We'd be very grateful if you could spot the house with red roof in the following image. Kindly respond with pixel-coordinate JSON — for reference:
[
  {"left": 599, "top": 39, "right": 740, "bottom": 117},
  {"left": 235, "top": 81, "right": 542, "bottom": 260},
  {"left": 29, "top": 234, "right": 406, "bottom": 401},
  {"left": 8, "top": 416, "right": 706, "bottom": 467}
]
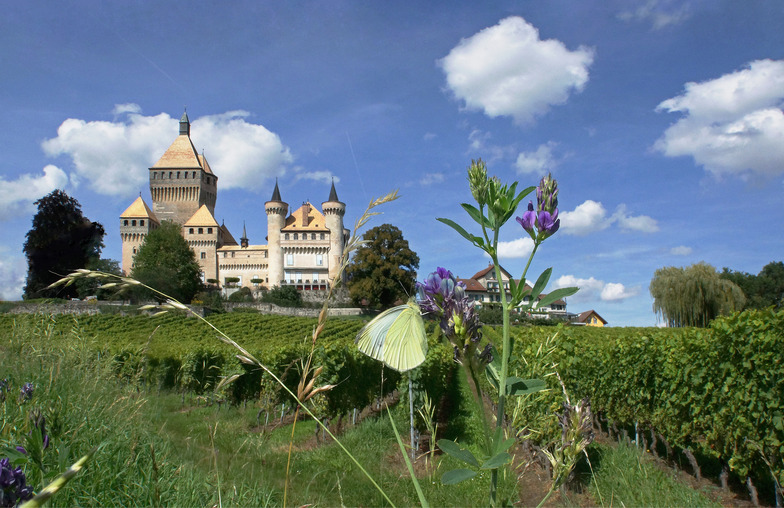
[{"left": 458, "top": 263, "right": 568, "bottom": 319}]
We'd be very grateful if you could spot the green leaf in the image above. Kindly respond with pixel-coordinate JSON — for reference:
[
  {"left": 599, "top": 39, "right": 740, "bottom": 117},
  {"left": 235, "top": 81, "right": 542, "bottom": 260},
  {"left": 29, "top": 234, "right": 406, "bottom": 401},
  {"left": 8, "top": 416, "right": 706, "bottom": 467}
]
[
  {"left": 506, "top": 377, "right": 547, "bottom": 396},
  {"left": 461, "top": 203, "right": 490, "bottom": 228},
  {"left": 481, "top": 452, "right": 512, "bottom": 470},
  {"left": 537, "top": 287, "right": 579, "bottom": 309},
  {"left": 437, "top": 439, "right": 480, "bottom": 467},
  {"left": 436, "top": 218, "right": 485, "bottom": 249},
  {"left": 530, "top": 268, "right": 552, "bottom": 302},
  {"left": 493, "top": 436, "right": 516, "bottom": 456},
  {"left": 441, "top": 468, "right": 478, "bottom": 485}
]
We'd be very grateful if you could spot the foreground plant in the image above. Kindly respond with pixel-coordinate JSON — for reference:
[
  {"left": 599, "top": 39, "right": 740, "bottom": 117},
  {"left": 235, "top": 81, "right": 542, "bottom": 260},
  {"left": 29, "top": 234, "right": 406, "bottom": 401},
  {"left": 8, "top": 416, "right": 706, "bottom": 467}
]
[{"left": 433, "top": 161, "right": 577, "bottom": 506}]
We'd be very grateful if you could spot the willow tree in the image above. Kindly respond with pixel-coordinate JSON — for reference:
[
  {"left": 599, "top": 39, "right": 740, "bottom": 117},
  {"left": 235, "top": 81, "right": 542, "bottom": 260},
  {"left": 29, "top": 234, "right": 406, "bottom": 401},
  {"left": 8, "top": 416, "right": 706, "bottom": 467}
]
[{"left": 650, "top": 262, "right": 745, "bottom": 327}]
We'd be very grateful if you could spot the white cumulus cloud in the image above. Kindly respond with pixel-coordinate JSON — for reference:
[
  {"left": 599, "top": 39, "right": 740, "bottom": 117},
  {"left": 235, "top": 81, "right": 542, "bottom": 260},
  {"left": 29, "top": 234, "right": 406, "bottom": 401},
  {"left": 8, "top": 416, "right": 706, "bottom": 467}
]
[
  {"left": 515, "top": 142, "right": 558, "bottom": 175},
  {"left": 611, "top": 204, "right": 660, "bottom": 233},
  {"left": 559, "top": 200, "right": 659, "bottom": 235},
  {"left": 554, "top": 275, "right": 639, "bottom": 303},
  {"left": 41, "top": 105, "right": 293, "bottom": 198},
  {"left": 191, "top": 111, "right": 293, "bottom": 190},
  {"left": 439, "top": 16, "right": 594, "bottom": 124},
  {"left": 495, "top": 237, "right": 535, "bottom": 259},
  {"left": 0, "top": 253, "right": 26, "bottom": 300},
  {"left": 655, "top": 59, "right": 784, "bottom": 177},
  {"left": 0, "top": 165, "right": 70, "bottom": 219},
  {"left": 559, "top": 200, "right": 609, "bottom": 236}
]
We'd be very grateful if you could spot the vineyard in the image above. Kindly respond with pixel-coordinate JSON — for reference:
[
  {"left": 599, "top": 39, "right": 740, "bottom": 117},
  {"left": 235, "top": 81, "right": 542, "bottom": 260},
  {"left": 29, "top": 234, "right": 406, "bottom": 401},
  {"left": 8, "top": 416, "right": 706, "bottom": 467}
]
[{"left": 2, "top": 307, "right": 782, "bottom": 503}]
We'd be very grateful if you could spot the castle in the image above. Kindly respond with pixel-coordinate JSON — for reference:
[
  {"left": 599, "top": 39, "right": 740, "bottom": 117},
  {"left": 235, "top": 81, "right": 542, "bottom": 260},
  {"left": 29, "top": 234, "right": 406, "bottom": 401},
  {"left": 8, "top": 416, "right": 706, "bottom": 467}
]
[{"left": 119, "top": 112, "right": 348, "bottom": 292}]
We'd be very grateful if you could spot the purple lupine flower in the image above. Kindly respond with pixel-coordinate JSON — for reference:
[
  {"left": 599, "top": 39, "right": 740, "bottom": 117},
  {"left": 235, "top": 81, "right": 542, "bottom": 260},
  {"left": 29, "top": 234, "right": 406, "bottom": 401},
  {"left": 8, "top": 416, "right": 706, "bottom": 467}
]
[
  {"left": 417, "top": 268, "right": 487, "bottom": 365},
  {"left": 536, "top": 210, "right": 560, "bottom": 238},
  {"left": 417, "top": 267, "right": 465, "bottom": 314},
  {"left": 18, "top": 383, "right": 33, "bottom": 404},
  {"left": 520, "top": 173, "right": 561, "bottom": 241},
  {"left": 30, "top": 410, "right": 49, "bottom": 450},
  {"left": 0, "top": 457, "right": 35, "bottom": 506},
  {"left": 516, "top": 201, "right": 537, "bottom": 239}
]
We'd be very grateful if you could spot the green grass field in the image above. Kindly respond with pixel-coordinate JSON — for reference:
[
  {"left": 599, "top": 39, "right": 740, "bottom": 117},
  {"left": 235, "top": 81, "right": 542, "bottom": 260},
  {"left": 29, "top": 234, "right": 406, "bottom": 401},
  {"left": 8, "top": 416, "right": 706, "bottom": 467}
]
[{"left": 0, "top": 312, "right": 727, "bottom": 506}]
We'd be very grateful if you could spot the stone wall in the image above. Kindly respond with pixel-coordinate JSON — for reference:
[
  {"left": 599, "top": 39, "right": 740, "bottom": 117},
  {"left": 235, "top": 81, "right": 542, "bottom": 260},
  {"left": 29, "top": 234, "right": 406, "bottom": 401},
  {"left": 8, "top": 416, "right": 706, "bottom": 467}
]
[{"left": 3, "top": 300, "right": 363, "bottom": 319}]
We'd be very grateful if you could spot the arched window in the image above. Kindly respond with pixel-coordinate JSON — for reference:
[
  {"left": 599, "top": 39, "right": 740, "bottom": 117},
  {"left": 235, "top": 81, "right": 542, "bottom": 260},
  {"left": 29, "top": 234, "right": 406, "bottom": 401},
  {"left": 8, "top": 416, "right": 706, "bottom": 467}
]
[
  {"left": 140, "top": 220, "right": 145, "bottom": 226},
  {"left": 198, "top": 228, "right": 203, "bottom": 234},
  {"left": 189, "top": 228, "right": 194, "bottom": 234},
  {"left": 284, "top": 233, "right": 290, "bottom": 240},
  {"left": 123, "top": 220, "right": 128, "bottom": 226},
  {"left": 293, "top": 233, "right": 298, "bottom": 240},
  {"left": 131, "top": 220, "right": 136, "bottom": 226}
]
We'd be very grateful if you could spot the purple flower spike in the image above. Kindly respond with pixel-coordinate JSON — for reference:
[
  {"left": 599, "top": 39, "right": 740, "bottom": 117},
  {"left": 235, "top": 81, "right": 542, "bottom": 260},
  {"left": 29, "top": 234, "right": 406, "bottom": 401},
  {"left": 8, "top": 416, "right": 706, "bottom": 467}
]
[{"left": 516, "top": 201, "right": 537, "bottom": 239}]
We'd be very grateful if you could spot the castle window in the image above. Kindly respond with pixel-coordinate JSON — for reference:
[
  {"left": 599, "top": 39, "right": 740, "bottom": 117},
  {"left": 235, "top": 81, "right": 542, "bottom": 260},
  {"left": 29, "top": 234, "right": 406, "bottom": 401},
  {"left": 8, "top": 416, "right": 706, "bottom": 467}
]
[
  {"left": 311, "top": 233, "right": 316, "bottom": 240},
  {"left": 284, "top": 233, "right": 290, "bottom": 240},
  {"left": 200, "top": 252, "right": 206, "bottom": 259},
  {"left": 198, "top": 228, "right": 203, "bottom": 234},
  {"left": 286, "top": 254, "right": 293, "bottom": 266},
  {"left": 131, "top": 220, "right": 136, "bottom": 226},
  {"left": 320, "top": 233, "right": 325, "bottom": 240},
  {"left": 293, "top": 233, "right": 298, "bottom": 240},
  {"left": 231, "top": 252, "right": 235, "bottom": 258},
  {"left": 192, "top": 171, "right": 196, "bottom": 178},
  {"left": 189, "top": 228, "right": 194, "bottom": 234},
  {"left": 140, "top": 220, "right": 145, "bottom": 226},
  {"left": 133, "top": 248, "right": 137, "bottom": 254},
  {"left": 152, "top": 172, "right": 156, "bottom": 179},
  {"left": 317, "top": 254, "right": 323, "bottom": 266},
  {"left": 169, "top": 172, "right": 172, "bottom": 179},
  {"left": 207, "top": 227, "right": 213, "bottom": 234},
  {"left": 177, "top": 171, "right": 180, "bottom": 179},
  {"left": 123, "top": 220, "right": 128, "bottom": 226},
  {"left": 184, "top": 172, "right": 188, "bottom": 179}
]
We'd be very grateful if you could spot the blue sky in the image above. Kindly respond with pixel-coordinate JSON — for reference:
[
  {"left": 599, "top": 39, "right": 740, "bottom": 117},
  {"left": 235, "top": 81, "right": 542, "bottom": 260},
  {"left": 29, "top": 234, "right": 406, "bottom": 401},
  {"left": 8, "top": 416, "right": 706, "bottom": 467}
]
[{"left": 2, "top": 1, "right": 783, "bottom": 325}]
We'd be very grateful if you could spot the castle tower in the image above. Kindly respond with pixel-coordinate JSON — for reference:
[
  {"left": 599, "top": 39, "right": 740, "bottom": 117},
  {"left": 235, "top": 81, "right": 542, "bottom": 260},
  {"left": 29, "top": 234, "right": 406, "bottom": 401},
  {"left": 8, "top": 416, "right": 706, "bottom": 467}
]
[
  {"left": 148, "top": 111, "right": 218, "bottom": 224},
  {"left": 182, "top": 205, "right": 221, "bottom": 282},
  {"left": 240, "top": 221, "right": 249, "bottom": 249},
  {"left": 321, "top": 180, "right": 346, "bottom": 282},
  {"left": 265, "top": 180, "right": 288, "bottom": 287},
  {"left": 119, "top": 196, "right": 159, "bottom": 275}
]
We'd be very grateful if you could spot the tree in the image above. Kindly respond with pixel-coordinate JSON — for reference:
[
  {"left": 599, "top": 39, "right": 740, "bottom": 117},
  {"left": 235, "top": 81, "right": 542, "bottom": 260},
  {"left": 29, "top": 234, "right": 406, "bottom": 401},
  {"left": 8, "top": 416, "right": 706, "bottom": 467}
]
[
  {"left": 722, "top": 261, "right": 784, "bottom": 310},
  {"left": 131, "top": 221, "right": 203, "bottom": 303},
  {"left": 650, "top": 262, "right": 745, "bottom": 327},
  {"left": 23, "top": 190, "right": 105, "bottom": 299},
  {"left": 346, "top": 224, "right": 419, "bottom": 309}
]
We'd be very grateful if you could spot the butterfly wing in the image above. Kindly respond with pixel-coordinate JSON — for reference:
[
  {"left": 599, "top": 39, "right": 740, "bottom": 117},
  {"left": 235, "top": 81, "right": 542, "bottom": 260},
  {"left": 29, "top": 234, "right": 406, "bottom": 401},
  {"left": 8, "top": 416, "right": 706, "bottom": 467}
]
[
  {"left": 381, "top": 300, "right": 428, "bottom": 372},
  {"left": 355, "top": 300, "right": 428, "bottom": 372},
  {"left": 355, "top": 304, "right": 406, "bottom": 363}
]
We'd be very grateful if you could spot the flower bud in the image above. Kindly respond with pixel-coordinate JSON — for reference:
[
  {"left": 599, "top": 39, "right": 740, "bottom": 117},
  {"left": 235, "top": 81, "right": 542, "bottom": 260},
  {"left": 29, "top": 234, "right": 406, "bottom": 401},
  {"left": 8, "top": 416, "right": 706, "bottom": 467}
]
[{"left": 467, "top": 159, "right": 489, "bottom": 206}]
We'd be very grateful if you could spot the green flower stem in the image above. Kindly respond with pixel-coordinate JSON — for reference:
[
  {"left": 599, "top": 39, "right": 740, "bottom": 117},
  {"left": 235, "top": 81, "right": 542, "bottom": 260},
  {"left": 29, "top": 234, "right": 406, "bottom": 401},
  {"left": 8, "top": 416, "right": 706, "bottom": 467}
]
[{"left": 490, "top": 240, "right": 539, "bottom": 507}]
